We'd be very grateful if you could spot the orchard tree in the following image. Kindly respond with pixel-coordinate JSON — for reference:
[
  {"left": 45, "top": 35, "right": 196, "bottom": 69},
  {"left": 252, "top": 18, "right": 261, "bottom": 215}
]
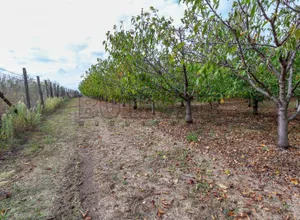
[
  {"left": 105, "top": 8, "right": 202, "bottom": 123},
  {"left": 181, "top": 0, "right": 300, "bottom": 149},
  {"left": 79, "top": 57, "right": 123, "bottom": 102}
]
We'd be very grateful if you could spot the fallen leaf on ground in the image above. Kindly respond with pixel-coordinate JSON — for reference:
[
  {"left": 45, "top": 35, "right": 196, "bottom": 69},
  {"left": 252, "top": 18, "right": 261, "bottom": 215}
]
[
  {"left": 157, "top": 209, "right": 164, "bottom": 217},
  {"left": 81, "top": 209, "right": 91, "bottom": 219},
  {"left": 187, "top": 179, "right": 195, "bottom": 184},
  {"left": 224, "top": 169, "right": 231, "bottom": 175},
  {"left": 217, "top": 183, "right": 229, "bottom": 190},
  {"left": 290, "top": 178, "right": 298, "bottom": 185}
]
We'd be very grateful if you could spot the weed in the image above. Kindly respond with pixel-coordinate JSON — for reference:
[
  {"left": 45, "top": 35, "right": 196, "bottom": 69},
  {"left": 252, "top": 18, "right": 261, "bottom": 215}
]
[
  {"left": 0, "top": 98, "right": 65, "bottom": 142},
  {"left": 120, "top": 120, "right": 130, "bottom": 128},
  {"left": 148, "top": 119, "right": 160, "bottom": 126},
  {"left": 186, "top": 132, "right": 198, "bottom": 142},
  {"left": 23, "top": 143, "right": 42, "bottom": 156},
  {"left": 195, "top": 180, "right": 210, "bottom": 193},
  {"left": 0, "top": 209, "right": 10, "bottom": 220},
  {"left": 0, "top": 102, "right": 41, "bottom": 140},
  {"left": 208, "top": 129, "right": 216, "bottom": 138},
  {"left": 282, "top": 201, "right": 290, "bottom": 210},
  {"left": 43, "top": 136, "right": 55, "bottom": 145},
  {"left": 12, "top": 183, "right": 23, "bottom": 194},
  {"left": 108, "top": 120, "right": 115, "bottom": 127},
  {"left": 43, "top": 97, "right": 64, "bottom": 114},
  {"left": 112, "top": 174, "right": 119, "bottom": 181},
  {"left": 39, "top": 122, "right": 54, "bottom": 133},
  {"left": 222, "top": 207, "right": 235, "bottom": 220}
]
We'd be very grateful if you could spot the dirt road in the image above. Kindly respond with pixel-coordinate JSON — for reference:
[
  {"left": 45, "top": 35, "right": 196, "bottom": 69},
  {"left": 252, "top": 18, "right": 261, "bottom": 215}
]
[{"left": 0, "top": 98, "right": 299, "bottom": 219}]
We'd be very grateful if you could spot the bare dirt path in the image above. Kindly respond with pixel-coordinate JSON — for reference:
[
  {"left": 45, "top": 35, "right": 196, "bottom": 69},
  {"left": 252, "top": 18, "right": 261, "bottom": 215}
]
[{"left": 0, "top": 98, "right": 299, "bottom": 220}]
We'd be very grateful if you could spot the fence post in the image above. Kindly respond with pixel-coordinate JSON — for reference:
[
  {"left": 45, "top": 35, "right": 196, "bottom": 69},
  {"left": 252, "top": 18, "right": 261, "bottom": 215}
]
[
  {"left": 56, "top": 85, "right": 60, "bottom": 97},
  {"left": 62, "top": 87, "right": 65, "bottom": 97},
  {"left": 49, "top": 81, "right": 54, "bottom": 98},
  {"left": 44, "top": 80, "right": 49, "bottom": 98},
  {"left": 22, "top": 68, "right": 31, "bottom": 109},
  {"left": 53, "top": 83, "right": 56, "bottom": 97},
  {"left": 36, "top": 76, "right": 44, "bottom": 107},
  {"left": 0, "top": 92, "right": 18, "bottom": 114}
]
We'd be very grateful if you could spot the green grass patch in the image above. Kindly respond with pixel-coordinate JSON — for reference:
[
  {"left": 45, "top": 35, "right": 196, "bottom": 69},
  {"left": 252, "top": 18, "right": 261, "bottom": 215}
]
[
  {"left": 148, "top": 119, "right": 160, "bottom": 126},
  {"left": 43, "top": 97, "right": 65, "bottom": 114},
  {"left": 186, "top": 132, "right": 198, "bottom": 142}
]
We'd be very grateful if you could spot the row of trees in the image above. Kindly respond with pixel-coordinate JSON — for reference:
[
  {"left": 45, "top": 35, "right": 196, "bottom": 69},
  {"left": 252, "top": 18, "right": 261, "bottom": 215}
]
[{"left": 79, "top": 0, "right": 300, "bottom": 149}]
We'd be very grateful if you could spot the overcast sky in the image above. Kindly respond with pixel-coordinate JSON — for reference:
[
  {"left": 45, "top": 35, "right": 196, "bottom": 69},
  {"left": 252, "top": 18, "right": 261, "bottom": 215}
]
[{"left": 0, "top": 0, "right": 231, "bottom": 90}]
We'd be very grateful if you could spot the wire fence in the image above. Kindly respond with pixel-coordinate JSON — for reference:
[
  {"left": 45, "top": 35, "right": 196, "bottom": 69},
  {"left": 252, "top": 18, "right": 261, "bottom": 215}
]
[{"left": 0, "top": 67, "right": 79, "bottom": 116}]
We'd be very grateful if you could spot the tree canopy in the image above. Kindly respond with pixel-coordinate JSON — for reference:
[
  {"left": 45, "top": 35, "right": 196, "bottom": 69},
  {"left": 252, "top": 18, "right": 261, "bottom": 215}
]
[{"left": 79, "top": 0, "right": 300, "bottom": 149}]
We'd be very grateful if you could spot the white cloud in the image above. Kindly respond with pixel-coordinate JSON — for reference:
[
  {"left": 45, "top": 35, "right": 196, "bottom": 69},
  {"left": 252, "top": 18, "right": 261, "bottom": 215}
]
[{"left": 0, "top": 0, "right": 186, "bottom": 89}]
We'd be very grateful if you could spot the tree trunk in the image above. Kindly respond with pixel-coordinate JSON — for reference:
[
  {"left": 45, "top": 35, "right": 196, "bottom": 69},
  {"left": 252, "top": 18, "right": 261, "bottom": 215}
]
[
  {"left": 151, "top": 101, "right": 155, "bottom": 114},
  {"left": 253, "top": 99, "right": 258, "bottom": 115},
  {"left": 122, "top": 101, "right": 126, "bottom": 107},
  {"left": 248, "top": 98, "right": 252, "bottom": 107},
  {"left": 296, "top": 99, "right": 299, "bottom": 110},
  {"left": 185, "top": 99, "right": 193, "bottom": 123},
  {"left": 277, "top": 64, "right": 290, "bottom": 149},
  {"left": 278, "top": 105, "right": 289, "bottom": 149},
  {"left": 133, "top": 99, "right": 137, "bottom": 109},
  {"left": 209, "top": 102, "right": 212, "bottom": 109},
  {"left": 181, "top": 100, "right": 184, "bottom": 107}
]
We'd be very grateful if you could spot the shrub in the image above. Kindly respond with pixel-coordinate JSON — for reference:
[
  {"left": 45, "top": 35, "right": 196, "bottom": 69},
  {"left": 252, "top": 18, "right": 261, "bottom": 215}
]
[
  {"left": 0, "top": 97, "right": 65, "bottom": 141},
  {"left": 0, "top": 102, "right": 41, "bottom": 140},
  {"left": 43, "top": 97, "right": 64, "bottom": 113}
]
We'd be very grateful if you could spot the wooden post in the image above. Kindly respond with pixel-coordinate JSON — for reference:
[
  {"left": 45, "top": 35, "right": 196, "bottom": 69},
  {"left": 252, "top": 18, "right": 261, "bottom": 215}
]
[
  {"left": 36, "top": 76, "right": 44, "bottom": 107},
  {"left": 0, "top": 91, "right": 18, "bottom": 114},
  {"left": 66, "top": 89, "right": 70, "bottom": 98},
  {"left": 23, "top": 68, "right": 31, "bottom": 109},
  {"left": 53, "top": 83, "right": 56, "bottom": 97},
  {"left": 49, "top": 81, "right": 54, "bottom": 98},
  {"left": 56, "top": 85, "right": 60, "bottom": 97},
  {"left": 44, "top": 80, "right": 49, "bottom": 98}
]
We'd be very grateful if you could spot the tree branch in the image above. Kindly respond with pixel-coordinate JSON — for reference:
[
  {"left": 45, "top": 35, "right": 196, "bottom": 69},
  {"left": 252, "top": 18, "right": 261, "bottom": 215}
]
[
  {"left": 282, "top": 1, "right": 300, "bottom": 13},
  {"left": 257, "top": 0, "right": 281, "bottom": 46},
  {"left": 288, "top": 105, "right": 300, "bottom": 121}
]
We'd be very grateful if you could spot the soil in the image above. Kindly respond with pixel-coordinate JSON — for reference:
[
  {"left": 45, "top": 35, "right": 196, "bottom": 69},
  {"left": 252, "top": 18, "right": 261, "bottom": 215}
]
[{"left": 0, "top": 98, "right": 299, "bottom": 220}]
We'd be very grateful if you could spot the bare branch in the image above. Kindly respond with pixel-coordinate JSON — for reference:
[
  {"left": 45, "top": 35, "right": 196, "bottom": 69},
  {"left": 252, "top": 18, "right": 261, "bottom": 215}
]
[
  {"left": 204, "top": 0, "right": 235, "bottom": 32},
  {"left": 257, "top": 0, "right": 281, "bottom": 46},
  {"left": 282, "top": 1, "right": 300, "bottom": 13},
  {"left": 288, "top": 105, "right": 300, "bottom": 121},
  {"left": 247, "top": 41, "right": 280, "bottom": 78},
  {"left": 219, "top": 60, "right": 279, "bottom": 103},
  {"left": 292, "top": 80, "right": 300, "bottom": 94}
]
